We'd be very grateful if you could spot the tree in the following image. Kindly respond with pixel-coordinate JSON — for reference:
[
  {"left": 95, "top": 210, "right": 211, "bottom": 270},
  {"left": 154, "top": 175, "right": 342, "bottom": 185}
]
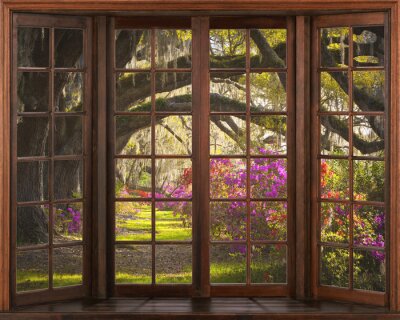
[{"left": 16, "top": 25, "right": 385, "bottom": 244}]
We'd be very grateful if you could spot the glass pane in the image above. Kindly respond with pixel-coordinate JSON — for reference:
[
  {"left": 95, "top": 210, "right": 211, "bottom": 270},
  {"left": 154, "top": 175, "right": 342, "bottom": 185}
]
[
  {"left": 116, "top": 116, "right": 151, "bottom": 155},
  {"left": 250, "top": 115, "right": 287, "bottom": 155},
  {"left": 250, "top": 158, "right": 287, "bottom": 198},
  {"left": 320, "top": 72, "right": 349, "bottom": 112},
  {"left": 17, "top": 206, "right": 49, "bottom": 247},
  {"left": 116, "top": 72, "right": 151, "bottom": 112},
  {"left": 250, "top": 201, "right": 287, "bottom": 241},
  {"left": 53, "top": 246, "right": 83, "bottom": 287},
  {"left": 54, "top": 160, "right": 83, "bottom": 200},
  {"left": 17, "top": 116, "right": 49, "bottom": 157},
  {"left": 115, "top": 158, "right": 151, "bottom": 198},
  {"left": 210, "top": 244, "right": 246, "bottom": 284},
  {"left": 115, "top": 245, "right": 152, "bottom": 284},
  {"left": 210, "top": 201, "right": 246, "bottom": 241},
  {"left": 353, "top": 160, "right": 384, "bottom": 202},
  {"left": 320, "top": 115, "right": 349, "bottom": 156},
  {"left": 116, "top": 201, "right": 152, "bottom": 241},
  {"left": 250, "top": 29, "right": 286, "bottom": 68},
  {"left": 354, "top": 205, "right": 385, "bottom": 248},
  {"left": 353, "top": 115, "right": 384, "bottom": 157},
  {"left": 251, "top": 245, "right": 286, "bottom": 284},
  {"left": 210, "top": 158, "right": 246, "bottom": 199},
  {"left": 17, "top": 161, "right": 49, "bottom": 202},
  {"left": 353, "top": 71, "right": 385, "bottom": 112},
  {"left": 156, "top": 202, "right": 192, "bottom": 241},
  {"left": 54, "top": 29, "right": 83, "bottom": 68},
  {"left": 17, "top": 249, "right": 48, "bottom": 292},
  {"left": 115, "top": 29, "right": 151, "bottom": 69},
  {"left": 155, "top": 159, "right": 192, "bottom": 199},
  {"left": 353, "top": 249, "right": 385, "bottom": 292},
  {"left": 320, "top": 246, "right": 349, "bottom": 288},
  {"left": 210, "top": 29, "right": 246, "bottom": 69},
  {"left": 156, "top": 30, "right": 192, "bottom": 69},
  {"left": 210, "top": 115, "right": 246, "bottom": 155},
  {"left": 155, "top": 245, "right": 192, "bottom": 284},
  {"left": 54, "top": 203, "right": 83, "bottom": 243},
  {"left": 250, "top": 72, "right": 286, "bottom": 112},
  {"left": 54, "top": 72, "right": 83, "bottom": 112},
  {"left": 320, "top": 202, "right": 349, "bottom": 244},
  {"left": 320, "top": 27, "right": 349, "bottom": 68},
  {"left": 17, "top": 72, "right": 49, "bottom": 112},
  {"left": 320, "top": 159, "right": 349, "bottom": 200},
  {"left": 18, "top": 27, "right": 49, "bottom": 67},
  {"left": 54, "top": 116, "right": 82, "bottom": 155},
  {"left": 353, "top": 26, "right": 384, "bottom": 67},
  {"left": 210, "top": 72, "right": 246, "bottom": 112},
  {"left": 155, "top": 72, "right": 192, "bottom": 112},
  {"left": 155, "top": 116, "right": 192, "bottom": 155}
]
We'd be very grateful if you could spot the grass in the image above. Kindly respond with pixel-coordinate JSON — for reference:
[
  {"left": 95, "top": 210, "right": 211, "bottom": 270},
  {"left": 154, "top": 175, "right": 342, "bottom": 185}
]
[
  {"left": 17, "top": 272, "right": 82, "bottom": 292},
  {"left": 18, "top": 203, "right": 286, "bottom": 291},
  {"left": 115, "top": 261, "right": 286, "bottom": 285},
  {"left": 116, "top": 204, "right": 191, "bottom": 241}
]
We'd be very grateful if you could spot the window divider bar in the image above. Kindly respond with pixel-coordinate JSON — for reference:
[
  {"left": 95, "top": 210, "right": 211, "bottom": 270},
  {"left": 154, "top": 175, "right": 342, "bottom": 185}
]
[
  {"left": 191, "top": 16, "right": 210, "bottom": 297},
  {"left": 295, "top": 15, "right": 312, "bottom": 300},
  {"left": 92, "top": 15, "right": 108, "bottom": 299}
]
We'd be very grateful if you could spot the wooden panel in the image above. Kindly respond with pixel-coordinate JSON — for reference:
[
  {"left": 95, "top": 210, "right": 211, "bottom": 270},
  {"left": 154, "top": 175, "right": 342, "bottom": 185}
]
[
  {"left": 0, "top": 1, "right": 11, "bottom": 312},
  {"left": 313, "top": 12, "right": 385, "bottom": 27},
  {"left": 8, "top": 297, "right": 394, "bottom": 319},
  {"left": 0, "top": 0, "right": 398, "bottom": 12},
  {"left": 295, "top": 15, "right": 311, "bottom": 300},
  {"left": 115, "top": 16, "right": 191, "bottom": 28},
  {"left": 92, "top": 15, "right": 107, "bottom": 298},
  {"left": 389, "top": 3, "right": 400, "bottom": 312}
]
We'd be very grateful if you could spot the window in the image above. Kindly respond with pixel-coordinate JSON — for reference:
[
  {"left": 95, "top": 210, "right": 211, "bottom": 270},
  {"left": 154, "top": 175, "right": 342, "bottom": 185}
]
[
  {"left": 8, "top": 11, "right": 392, "bottom": 308},
  {"left": 11, "top": 14, "right": 92, "bottom": 305},
  {"left": 312, "top": 13, "right": 389, "bottom": 305}
]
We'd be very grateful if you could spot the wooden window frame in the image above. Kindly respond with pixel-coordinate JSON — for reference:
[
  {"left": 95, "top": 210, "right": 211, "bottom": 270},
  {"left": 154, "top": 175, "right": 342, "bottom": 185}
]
[
  {"left": 10, "top": 13, "right": 93, "bottom": 306},
  {"left": 0, "top": 0, "right": 399, "bottom": 313},
  {"left": 311, "top": 12, "right": 389, "bottom": 306},
  {"left": 106, "top": 16, "right": 295, "bottom": 298}
]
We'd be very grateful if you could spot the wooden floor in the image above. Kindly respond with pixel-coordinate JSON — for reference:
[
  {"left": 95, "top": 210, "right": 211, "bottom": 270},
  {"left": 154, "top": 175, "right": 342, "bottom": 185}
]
[{"left": 1, "top": 298, "right": 399, "bottom": 319}]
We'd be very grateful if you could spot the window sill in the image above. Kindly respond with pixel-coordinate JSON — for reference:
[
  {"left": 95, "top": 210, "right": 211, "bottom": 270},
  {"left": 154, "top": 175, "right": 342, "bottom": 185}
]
[{"left": 5, "top": 297, "right": 399, "bottom": 319}]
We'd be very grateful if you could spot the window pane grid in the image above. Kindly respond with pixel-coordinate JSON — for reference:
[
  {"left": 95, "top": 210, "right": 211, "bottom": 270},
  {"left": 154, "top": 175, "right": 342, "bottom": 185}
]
[
  {"left": 209, "top": 27, "right": 288, "bottom": 286},
  {"left": 15, "top": 25, "right": 86, "bottom": 293},
  {"left": 113, "top": 27, "right": 193, "bottom": 286},
  {"left": 318, "top": 24, "right": 386, "bottom": 292}
]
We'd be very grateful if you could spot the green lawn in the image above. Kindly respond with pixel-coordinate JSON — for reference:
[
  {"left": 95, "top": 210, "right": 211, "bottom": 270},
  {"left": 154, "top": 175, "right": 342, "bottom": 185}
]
[
  {"left": 115, "top": 204, "right": 191, "bottom": 241},
  {"left": 18, "top": 204, "right": 286, "bottom": 291},
  {"left": 17, "top": 272, "right": 82, "bottom": 292}
]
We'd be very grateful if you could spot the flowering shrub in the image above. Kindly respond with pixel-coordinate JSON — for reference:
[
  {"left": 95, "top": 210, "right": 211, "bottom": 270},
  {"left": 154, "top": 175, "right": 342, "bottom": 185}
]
[
  {"left": 54, "top": 206, "right": 82, "bottom": 238},
  {"left": 320, "top": 158, "right": 385, "bottom": 291}
]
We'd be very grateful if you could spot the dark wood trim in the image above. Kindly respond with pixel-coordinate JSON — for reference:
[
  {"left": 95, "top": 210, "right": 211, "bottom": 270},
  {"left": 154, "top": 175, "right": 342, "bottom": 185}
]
[
  {"left": 92, "top": 15, "right": 107, "bottom": 298},
  {"left": 0, "top": 0, "right": 398, "bottom": 11},
  {"left": 209, "top": 16, "right": 286, "bottom": 28},
  {"left": 286, "top": 15, "right": 296, "bottom": 298},
  {"left": 106, "top": 16, "right": 115, "bottom": 297},
  {"left": 210, "top": 285, "right": 288, "bottom": 296},
  {"left": 191, "top": 16, "right": 203, "bottom": 297},
  {"left": 7, "top": 297, "right": 396, "bottom": 320},
  {"left": 115, "top": 16, "right": 191, "bottom": 28},
  {"left": 10, "top": 13, "right": 93, "bottom": 307},
  {"left": 295, "top": 15, "right": 311, "bottom": 300},
  {"left": 389, "top": 2, "right": 400, "bottom": 311},
  {"left": 310, "top": 11, "right": 389, "bottom": 307},
  {"left": 198, "top": 16, "right": 211, "bottom": 297}
]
